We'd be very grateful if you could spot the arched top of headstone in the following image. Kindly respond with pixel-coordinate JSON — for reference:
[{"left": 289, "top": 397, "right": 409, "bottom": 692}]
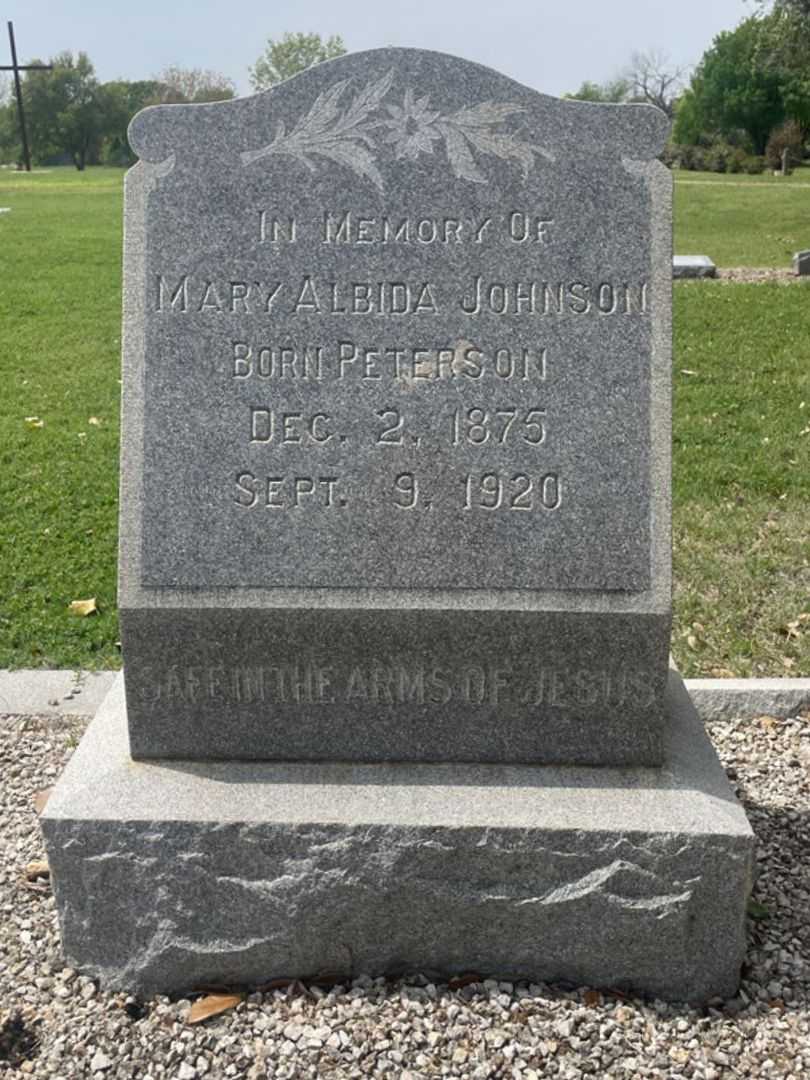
[{"left": 128, "top": 47, "right": 669, "bottom": 181}]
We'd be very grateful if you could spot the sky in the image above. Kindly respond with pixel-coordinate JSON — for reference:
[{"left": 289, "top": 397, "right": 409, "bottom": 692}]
[{"left": 3, "top": 0, "right": 753, "bottom": 98}]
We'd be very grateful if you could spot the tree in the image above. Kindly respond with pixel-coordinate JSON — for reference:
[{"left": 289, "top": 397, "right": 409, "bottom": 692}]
[
  {"left": 249, "top": 32, "right": 346, "bottom": 91},
  {"left": 151, "top": 66, "right": 236, "bottom": 104},
  {"left": 753, "top": 2, "right": 810, "bottom": 132},
  {"left": 564, "top": 77, "right": 631, "bottom": 103},
  {"left": 672, "top": 18, "right": 788, "bottom": 151},
  {"left": 23, "top": 52, "right": 106, "bottom": 169},
  {"left": 565, "top": 53, "right": 685, "bottom": 116},
  {"left": 758, "top": 0, "right": 810, "bottom": 14},
  {"left": 626, "top": 50, "right": 686, "bottom": 118},
  {"left": 96, "top": 80, "right": 161, "bottom": 165},
  {"left": 0, "top": 78, "right": 18, "bottom": 164}
]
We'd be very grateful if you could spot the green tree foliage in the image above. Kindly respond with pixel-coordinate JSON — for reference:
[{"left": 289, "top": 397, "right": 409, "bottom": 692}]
[
  {"left": 4, "top": 55, "right": 237, "bottom": 170},
  {"left": 249, "top": 32, "right": 346, "bottom": 90},
  {"left": 23, "top": 52, "right": 107, "bottom": 169},
  {"left": 0, "top": 77, "right": 18, "bottom": 163},
  {"left": 759, "top": 0, "right": 810, "bottom": 15},
  {"left": 754, "top": 4, "right": 810, "bottom": 131},
  {"left": 98, "top": 80, "right": 162, "bottom": 165},
  {"left": 564, "top": 78, "right": 631, "bottom": 103},
  {"left": 673, "top": 18, "right": 790, "bottom": 152}
]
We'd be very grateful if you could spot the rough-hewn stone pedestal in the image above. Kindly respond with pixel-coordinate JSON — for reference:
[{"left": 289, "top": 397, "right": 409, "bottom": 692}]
[{"left": 42, "top": 671, "right": 753, "bottom": 1001}]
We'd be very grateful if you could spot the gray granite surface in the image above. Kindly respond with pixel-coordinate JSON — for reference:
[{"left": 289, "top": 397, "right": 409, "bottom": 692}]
[
  {"left": 122, "top": 608, "right": 670, "bottom": 764},
  {"left": 119, "top": 48, "right": 673, "bottom": 763},
  {"left": 42, "top": 671, "right": 753, "bottom": 1001},
  {"left": 793, "top": 250, "right": 810, "bottom": 275}
]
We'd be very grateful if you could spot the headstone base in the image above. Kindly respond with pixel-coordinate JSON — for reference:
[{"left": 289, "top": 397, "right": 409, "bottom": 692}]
[{"left": 41, "top": 672, "right": 753, "bottom": 1002}]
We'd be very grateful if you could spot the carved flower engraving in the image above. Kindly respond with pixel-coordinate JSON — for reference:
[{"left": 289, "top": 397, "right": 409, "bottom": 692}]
[
  {"left": 381, "top": 88, "right": 443, "bottom": 160},
  {"left": 241, "top": 71, "right": 552, "bottom": 190}
]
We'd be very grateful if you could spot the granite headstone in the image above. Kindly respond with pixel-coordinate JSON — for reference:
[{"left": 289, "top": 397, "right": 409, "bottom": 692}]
[
  {"left": 42, "top": 49, "right": 754, "bottom": 1002},
  {"left": 118, "top": 47, "right": 673, "bottom": 765}
]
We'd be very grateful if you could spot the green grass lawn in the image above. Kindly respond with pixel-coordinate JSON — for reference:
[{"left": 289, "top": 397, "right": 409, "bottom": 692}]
[
  {"left": 0, "top": 167, "right": 808, "bottom": 676},
  {"left": 674, "top": 166, "right": 810, "bottom": 267},
  {"left": 0, "top": 168, "right": 122, "bottom": 668},
  {"left": 673, "top": 284, "right": 809, "bottom": 677}
]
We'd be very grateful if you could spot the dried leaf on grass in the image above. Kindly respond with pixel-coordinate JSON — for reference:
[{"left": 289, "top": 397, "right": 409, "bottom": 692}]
[
  {"left": 187, "top": 993, "right": 243, "bottom": 1025},
  {"left": 68, "top": 598, "right": 97, "bottom": 617},
  {"left": 34, "top": 788, "right": 52, "bottom": 814}
]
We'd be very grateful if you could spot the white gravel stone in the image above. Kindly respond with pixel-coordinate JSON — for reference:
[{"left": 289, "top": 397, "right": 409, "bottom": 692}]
[
  {"left": 1, "top": 709, "right": 810, "bottom": 1078},
  {"left": 90, "top": 1049, "right": 112, "bottom": 1072}
]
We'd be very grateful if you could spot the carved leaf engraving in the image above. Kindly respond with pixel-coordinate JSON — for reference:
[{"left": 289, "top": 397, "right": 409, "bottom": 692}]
[{"left": 241, "top": 72, "right": 552, "bottom": 190}]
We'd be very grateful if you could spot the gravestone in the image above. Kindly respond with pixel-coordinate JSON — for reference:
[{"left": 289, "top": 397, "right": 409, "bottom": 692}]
[
  {"left": 41, "top": 48, "right": 754, "bottom": 1001},
  {"left": 124, "top": 47, "right": 673, "bottom": 767},
  {"left": 793, "top": 249, "right": 810, "bottom": 275},
  {"left": 673, "top": 254, "right": 717, "bottom": 279}
]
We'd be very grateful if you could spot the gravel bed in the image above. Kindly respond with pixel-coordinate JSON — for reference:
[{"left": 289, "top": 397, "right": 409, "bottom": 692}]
[
  {"left": 1, "top": 709, "right": 809, "bottom": 1079},
  {"left": 715, "top": 269, "right": 802, "bottom": 284}
]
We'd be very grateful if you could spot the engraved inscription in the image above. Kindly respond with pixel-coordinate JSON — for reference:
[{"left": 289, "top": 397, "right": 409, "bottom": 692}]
[
  {"left": 137, "top": 661, "right": 658, "bottom": 711},
  {"left": 460, "top": 277, "right": 648, "bottom": 316},
  {"left": 142, "top": 77, "right": 658, "bottom": 595},
  {"left": 449, "top": 407, "right": 546, "bottom": 446},
  {"left": 321, "top": 211, "right": 494, "bottom": 245},
  {"left": 258, "top": 212, "right": 297, "bottom": 243},
  {"left": 235, "top": 473, "right": 344, "bottom": 509},
  {"left": 156, "top": 273, "right": 648, "bottom": 318},
  {"left": 231, "top": 342, "right": 547, "bottom": 382},
  {"left": 462, "top": 473, "right": 562, "bottom": 512}
]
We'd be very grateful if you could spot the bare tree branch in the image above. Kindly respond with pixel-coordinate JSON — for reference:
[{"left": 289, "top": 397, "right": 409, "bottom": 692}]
[{"left": 626, "top": 50, "right": 688, "bottom": 118}]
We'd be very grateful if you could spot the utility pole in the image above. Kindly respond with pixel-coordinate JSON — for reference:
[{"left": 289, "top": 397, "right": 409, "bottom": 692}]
[{"left": 1, "top": 22, "right": 52, "bottom": 171}]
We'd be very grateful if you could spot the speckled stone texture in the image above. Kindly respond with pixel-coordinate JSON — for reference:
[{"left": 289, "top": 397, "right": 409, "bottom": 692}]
[
  {"left": 41, "top": 671, "right": 754, "bottom": 1001},
  {"left": 119, "top": 47, "right": 673, "bottom": 765}
]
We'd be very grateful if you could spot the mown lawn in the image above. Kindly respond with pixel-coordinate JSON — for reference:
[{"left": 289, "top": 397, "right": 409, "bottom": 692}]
[
  {"left": 0, "top": 168, "right": 122, "bottom": 668},
  {"left": 674, "top": 165, "right": 810, "bottom": 267},
  {"left": 0, "top": 167, "right": 808, "bottom": 675},
  {"left": 672, "top": 284, "right": 809, "bottom": 676}
]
